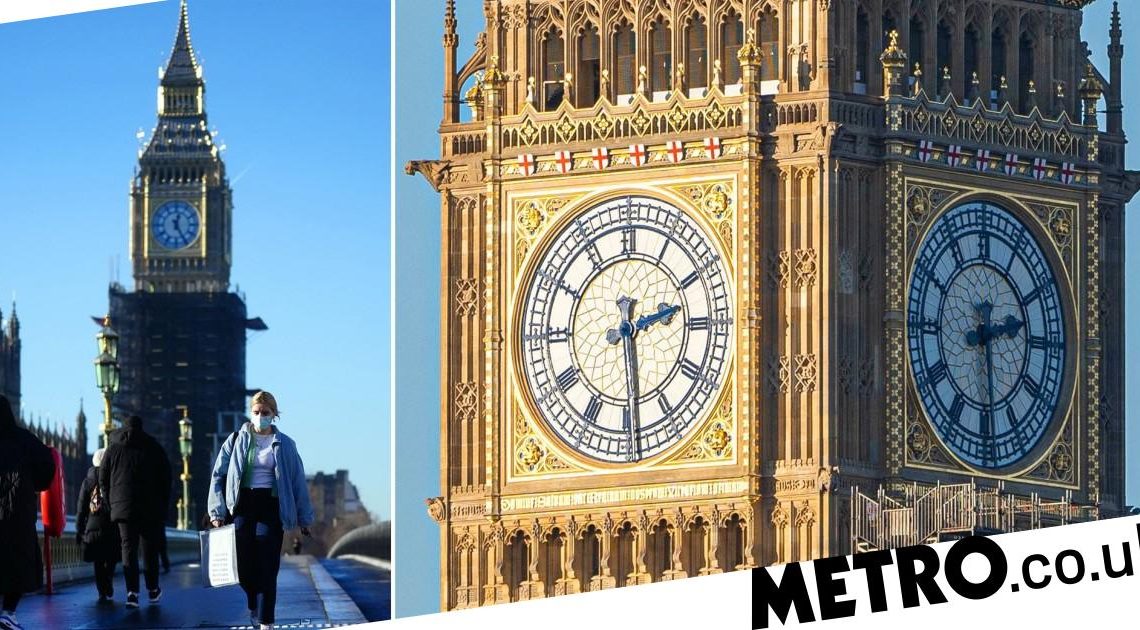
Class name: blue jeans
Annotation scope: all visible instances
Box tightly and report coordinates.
[234,488,283,625]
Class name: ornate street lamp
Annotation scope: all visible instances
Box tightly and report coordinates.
[177,407,193,530]
[93,315,120,448]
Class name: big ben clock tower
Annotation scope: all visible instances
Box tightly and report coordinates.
[131,0,231,293]
[109,0,260,525]
[412,0,1137,611]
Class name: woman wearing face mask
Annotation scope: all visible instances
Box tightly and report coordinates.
[207,391,314,630]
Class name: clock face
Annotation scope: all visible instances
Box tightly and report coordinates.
[519,196,733,464]
[907,201,1067,470]
[152,200,201,250]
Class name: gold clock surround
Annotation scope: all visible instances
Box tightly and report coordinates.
[897,181,1085,489]
[507,182,740,480]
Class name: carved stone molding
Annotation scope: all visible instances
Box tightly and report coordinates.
[454,382,479,427]
[794,355,818,393]
[793,249,817,288]
[455,278,480,317]
[427,497,446,523]
[768,251,791,289]
[767,355,791,393]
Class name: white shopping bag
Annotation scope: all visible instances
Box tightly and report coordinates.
[199,525,240,587]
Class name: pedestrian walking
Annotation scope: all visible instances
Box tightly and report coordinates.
[100,415,172,608]
[0,395,56,630]
[208,391,314,630]
[76,448,121,602]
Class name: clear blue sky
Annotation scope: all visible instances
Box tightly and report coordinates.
[394,0,478,617]
[0,0,391,520]
[394,0,1140,617]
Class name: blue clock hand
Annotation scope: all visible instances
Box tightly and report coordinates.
[635,304,681,332]
[606,296,642,462]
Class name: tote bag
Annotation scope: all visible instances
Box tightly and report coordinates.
[199,525,240,587]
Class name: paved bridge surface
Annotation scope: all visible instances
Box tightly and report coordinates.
[11,555,389,629]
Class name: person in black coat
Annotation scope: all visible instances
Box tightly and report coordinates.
[0,395,55,630]
[76,448,120,602]
[99,415,171,608]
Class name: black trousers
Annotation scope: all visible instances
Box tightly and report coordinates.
[234,488,284,625]
[2,592,19,611]
[117,520,162,594]
[94,558,115,597]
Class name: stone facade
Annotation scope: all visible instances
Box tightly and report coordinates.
[411,0,1135,611]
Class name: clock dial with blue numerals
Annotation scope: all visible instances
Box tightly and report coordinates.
[151,200,201,250]
[908,201,1067,470]
[520,196,733,464]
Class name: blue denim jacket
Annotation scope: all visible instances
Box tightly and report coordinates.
[207,423,315,531]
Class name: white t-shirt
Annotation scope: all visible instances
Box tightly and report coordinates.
[250,432,276,489]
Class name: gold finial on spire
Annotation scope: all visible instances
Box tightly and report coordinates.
[887,29,901,52]
[879,30,908,96]
[737,28,762,65]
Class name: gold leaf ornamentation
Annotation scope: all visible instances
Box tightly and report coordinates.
[556,114,577,143]
[518,118,539,146]
[701,185,731,220]
[630,108,651,136]
[518,201,543,234]
[668,103,688,132]
[705,100,726,128]
[591,111,614,139]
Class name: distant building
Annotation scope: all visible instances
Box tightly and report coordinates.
[24,405,90,514]
[107,1,263,525]
[0,305,20,417]
[304,470,372,557]
[1,303,89,511]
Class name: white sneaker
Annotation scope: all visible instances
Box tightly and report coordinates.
[0,611,24,630]
[259,625,273,630]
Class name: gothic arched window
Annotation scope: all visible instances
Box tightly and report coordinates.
[992,27,1008,93]
[722,12,744,85]
[1019,31,1036,108]
[759,9,779,82]
[542,30,565,110]
[965,24,981,96]
[649,520,671,581]
[581,525,600,583]
[505,531,529,600]
[649,18,672,94]
[686,14,708,92]
[909,17,926,77]
[614,23,636,98]
[937,19,953,88]
[855,8,870,88]
[578,24,601,106]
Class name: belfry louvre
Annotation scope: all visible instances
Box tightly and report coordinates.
[409,0,1137,610]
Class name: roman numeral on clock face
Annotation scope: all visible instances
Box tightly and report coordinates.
[548,328,569,343]
[583,396,602,424]
[925,361,947,387]
[680,271,699,289]
[556,367,579,391]
[949,394,965,423]
[687,316,709,331]
[622,227,637,255]
[681,359,702,380]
